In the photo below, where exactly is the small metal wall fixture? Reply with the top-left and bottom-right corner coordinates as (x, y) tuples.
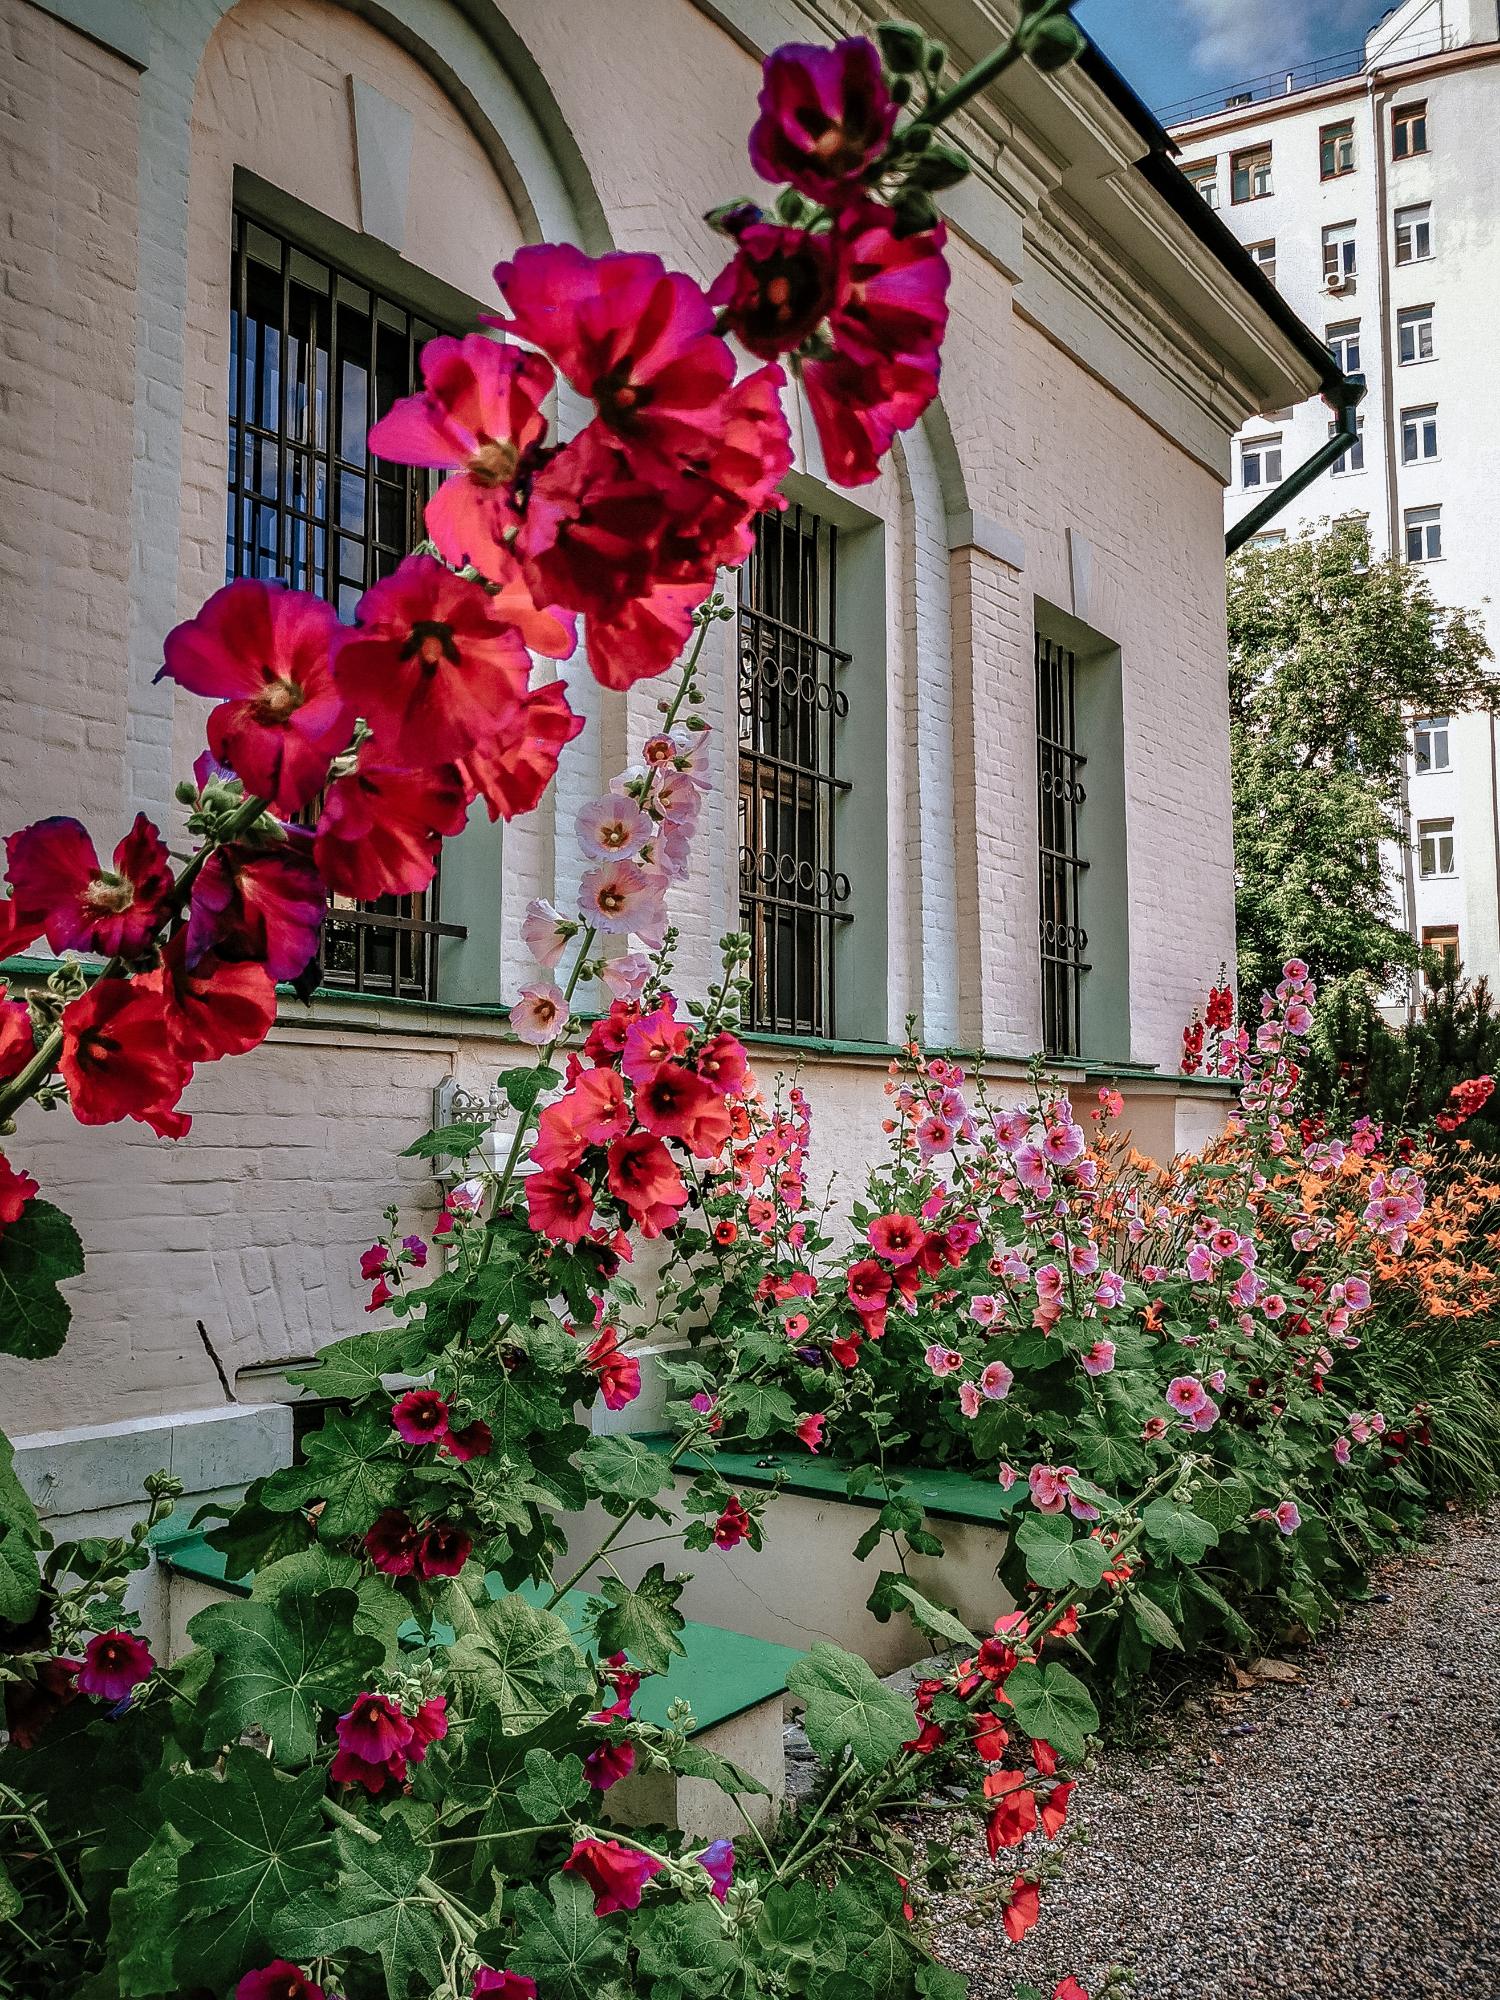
(430, 1075), (513, 1176)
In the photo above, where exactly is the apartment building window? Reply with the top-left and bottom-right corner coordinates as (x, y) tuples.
(1398, 305), (1435, 363)
(1414, 717), (1451, 773)
(1418, 818), (1455, 878)
(1248, 530), (1287, 549)
(1320, 121), (1355, 178)
(1331, 413), (1365, 474)
(1392, 100), (1428, 158)
(1036, 635), (1089, 1059)
(1405, 504), (1443, 562)
(1246, 239), (1277, 284)
(1394, 202), (1433, 265)
(1183, 160), (1219, 207)
(1327, 321), (1361, 374)
(1230, 145), (1273, 202)
(1401, 405), (1439, 463)
(1240, 434), (1282, 489)
(738, 505), (852, 1037)
(227, 208), (462, 1000)
(1322, 222), (1357, 286)
(1422, 925), (1460, 978)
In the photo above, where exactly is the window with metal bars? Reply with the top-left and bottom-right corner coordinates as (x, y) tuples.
(226, 209), (465, 1000)
(1036, 634), (1090, 1057)
(737, 508), (852, 1037)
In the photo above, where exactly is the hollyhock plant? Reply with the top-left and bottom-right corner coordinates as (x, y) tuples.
(75, 1629), (154, 1703)
(0, 1151), (40, 1230)
(709, 218), (843, 359)
(0, 983), (34, 1083)
(698, 1838), (735, 1901)
(470, 1975), (538, 2000)
(510, 982), (570, 1046)
(582, 1739), (636, 1790)
(563, 1836), (665, 1915)
(6, 815), (176, 960)
(747, 37), (897, 201)
(313, 757), (469, 899)
(185, 836), (325, 984)
(157, 937), (277, 1065)
(236, 1965), (325, 2000)
(391, 1389), (450, 1446)
(59, 977), (191, 1138)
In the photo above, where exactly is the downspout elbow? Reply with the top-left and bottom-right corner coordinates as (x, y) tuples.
(1225, 373), (1366, 555)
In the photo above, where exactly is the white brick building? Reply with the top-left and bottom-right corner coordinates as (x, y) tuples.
(1168, 0), (1500, 1006)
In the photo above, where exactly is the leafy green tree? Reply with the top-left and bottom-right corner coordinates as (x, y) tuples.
(1228, 519), (1493, 997)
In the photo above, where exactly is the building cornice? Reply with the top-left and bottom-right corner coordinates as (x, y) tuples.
(1169, 38), (1500, 145)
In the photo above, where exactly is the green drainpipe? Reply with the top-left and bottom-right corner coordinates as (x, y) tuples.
(1225, 373), (1367, 555)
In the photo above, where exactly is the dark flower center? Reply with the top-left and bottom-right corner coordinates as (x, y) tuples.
(256, 672), (304, 722)
(401, 621), (461, 674)
(468, 435), (519, 486)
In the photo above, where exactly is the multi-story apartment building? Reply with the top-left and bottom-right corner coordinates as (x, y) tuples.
(1168, 0), (1500, 1007)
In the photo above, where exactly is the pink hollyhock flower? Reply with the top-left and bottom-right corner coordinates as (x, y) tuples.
(802, 344), (939, 487)
(521, 897), (572, 968)
(796, 1411), (826, 1452)
(314, 757), (469, 900)
(471, 1972), (538, 1999)
(925, 1345), (963, 1377)
(0, 1152), (39, 1231)
(364, 1508), (422, 1576)
(564, 1836), (664, 1915)
(525, 1166), (596, 1244)
(868, 1212), (924, 1265)
(1029, 1464), (1072, 1514)
(969, 1294), (1000, 1327)
(713, 1496), (753, 1548)
(621, 999), (689, 1082)
(1209, 1226), (1244, 1260)
(416, 1521), (472, 1579)
(1040, 1118), (1086, 1167)
(6, 815), (175, 960)
(607, 1133), (689, 1236)
(1263, 1293), (1287, 1320)
(1141, 1415), (1169, 1442)
(1094, 1271), (1125, 1309)
(848, 1260), (893, 1311)
(583, 1739), (637, 1791)
(696, 1030), (750, 1098)
(1184, 1396), (1221, 1433)
(958, 1380), (982, 1419)
(584, 1324), (642, 1411)
(236, 1964), (325, 2000)
(1081, 1341), (1115, 1377)
(337, 1692), (412, 1766)
(157, 936), (277, 1066)
(601, 952), (651, 1002)
(579, 858), (668, 941)
(980, 1359), (1014, 1401)
(532, 1067), (631, 1172)
(916, 1113), (956, 1157)
(1285, 999), (1313, 1036)
(577, 793), (651, 862)
(748, 38), (896, 201)
(710, 219), (842, 359)
(60, 976), (191, 1139)
(698, 1837), (735, 1902)
(1208, 1368), (1228, 1393)
(1034, 1263), (1065, 1303)
(1333, 1436), (1352, 1465)
(186, 837), (324, 983)
(1343, 1275), (1371, 1312)
(76, 1630), (153, 1702)
(994, 1108), (1031, 1149)
(161, 580), (348, 813)
(996, 1462), (1018, 1490)
(391, 1389), (449, 1446)
(510, 981), (570, 1046)
(1068, 1240), (1099, 1277)
(1013, 1144), (1053, 1197)
(1185, 1243), (1217, 1284)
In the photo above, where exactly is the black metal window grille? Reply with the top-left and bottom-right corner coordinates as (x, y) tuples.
(226, 210), (465, 1000)
(737, 508), (852, 1036)
(1036, 634), (1090, 1057)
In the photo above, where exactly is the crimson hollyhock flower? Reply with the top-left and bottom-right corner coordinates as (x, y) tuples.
(3, 1659), (80, 1749)
(634, 1061), (733, 1159)
(336, 1692), (411, 1767)
(1054, 1981), (1091, 2000)
(984, 1774), (1038, 1854)
(236, 1963), (325, 2000)
(186, 836), (324, 983)
(408, 1696), (449, 1760)
(621, 1000), (690, 1084)
(747, 38), (897, 203)
(695, 1030), (750, 1097)
(391, 1389), (450, 1445)
(1039, 1779), (1075, 1838)
(1003, 1876), (1041, 1943)
(606, 1133), (687, 1237)
(366, 332), (553, 574)
(710, 219), (842, 359)
(0, 1152), (39, 1230)
(867, 1212), (924, 1264)
(803, 347), (938, 487)
(60, 977), (191, 1138)
(76, 1629), (154, 1702)
(847, 1258), (893, 1310)
(364, 1508), (422, 1576)
(416, 1520), (472, 1578)
(161, 579), (348, 813)
(0, 983), (35, 1083)
(526, 1165), (596, 1244)
(0, 895), (42, 960)
(315, 757), (469, 899)
(584, 1324), (641, 1411)
(828, 203), (949, 375)
(713, 1496), (752, 1549)
(458, 679), (586, 822)
(562, 1836), (664, 1915)
(471, 1973), (538, 2000)
(6, 814), (175, 958)
(532, 1067), (630, 1172)
(157, 934), (277, 1064)
(334, 555), (551, 768)
(442, 1418), (493, 1461)
(582, 1738), (636, 1790)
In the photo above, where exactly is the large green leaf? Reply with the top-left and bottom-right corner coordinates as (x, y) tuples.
(259, 1412), (403, 1539)
(882, 1579), (977, 1650)
(447, 1593), (592, 1731)
(1002, 1661), (1099, 1761)
(787, 1642), (914, 1769)
(189, 1586), (382, 1764)
(633, 1898), (745, 1997)
(516, 1746), (588, 1822)
(1142, 1499), (1220, 1565)
(728, 1380), (797, 1439)
(279, 1813), (447, 1996)
(586, 1564), (686, 1675)
(505, 1875), (628, 2000)
(110, 1824), (189, 1996)
(1192, 1474), (1256, 1535)
(1014, 1514), (1075, 1590)
(755, 1881), (848, 1978)
(582, 1434), (676, 1515)
(286, 1324), (428, 1400)
(0, 1198), (84, 1359)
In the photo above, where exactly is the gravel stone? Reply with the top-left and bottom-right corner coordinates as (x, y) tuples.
(921, 1508), (1500, 1999)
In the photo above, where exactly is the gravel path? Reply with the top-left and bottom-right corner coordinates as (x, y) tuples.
(925, 1507), (1500, 2000)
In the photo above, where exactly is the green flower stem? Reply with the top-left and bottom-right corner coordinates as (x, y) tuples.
(773, 1751), (863, 1876)
(0, 788), (270, 1128)
(0, 1781), (89, 1923)
(543, 1429), (705, 1608)
(320, 1794), (482, 1947)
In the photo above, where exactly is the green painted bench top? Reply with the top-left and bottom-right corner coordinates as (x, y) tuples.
(637, 1434), (1028, 1528)
(152, 1529), (803, 1735)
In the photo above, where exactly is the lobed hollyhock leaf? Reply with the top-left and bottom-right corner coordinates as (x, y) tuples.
(516, 1744), (589, 1821)
(1192, 1474), (1256, 1535)
(581, 1433), (676, 1515)
(882, 1578), (977, 1650)
(447, 1593), (593, 1731)
(200, 1476), (315, 1579)
(278, 1813), (447, 1997)
(755, 1881), (849, 1977)
(1129, 1591), (1184, 1652)
(498, 1064), (563, 1113)
(0, 1433), (43, 1628)
(787, 1642), (914, 1770)
(1141, 1499), (1220, 1565)
(504, 1875), (627, 2000)
(724, 1379), (797, 1439)
(0, 1197), (84, 1359)
(260, 1410), (404, 1538)
(286, 1323), (429, 1400)
(1003, 1661), (1099, 1762)
(917, 1966), (972, 2000)
(634, 1899), (746, 1996)
(830, 1874), (921, 1998)
(189, 1586), (382, 1765)
(108, 1822), (188, 1996)
(586, 1564), (686, 1675)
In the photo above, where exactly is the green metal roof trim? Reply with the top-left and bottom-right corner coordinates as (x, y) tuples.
(639, 1436), (1028, 1528)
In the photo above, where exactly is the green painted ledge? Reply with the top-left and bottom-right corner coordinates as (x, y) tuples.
(638, 1436), (1029, 1529)
(152, 1528), (802, 1734)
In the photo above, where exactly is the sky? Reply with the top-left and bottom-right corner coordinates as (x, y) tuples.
(1077, 0), (1391, 117)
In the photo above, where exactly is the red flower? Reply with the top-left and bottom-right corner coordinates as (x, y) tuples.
(76, 1629), (154, 1702)
(315, 757), (469, 899)
(158, 935), (277, 1064)
(0, 1151), (39, 1231)
(562, 1836), (664, 1915)
(796, 1411), (826, 1452)
(364, 1508), (422, 1576)
(532, 1067), (630, 1172)
(367, 332), (553, 576)
(584, 1324), (641, 1411)
(409, 1696), (449, 1759)
(847, 1258), (893, 1310)
(330, 1745), (403, 1793)
(391, 1389), (450, 1446)
(1003, 1876), (1041, 1943)
(337, 1691), (412, 1765)
(867, 1213), (924, 1265)
(747, 38), (897, 202)
(471, 1974), (538, 2000)
(828, 204), (949, 376)
(526, 1166), (596, 1244)
(0, 983), (35, 1083)
(416, 1521), (472, 1578)
(583, 579), (705, 694)
(583, 1739), (637, 1790)
(1039, 1779), (1074, 1838)
(459, 679), (586, 822)
(186, 836), (324, 984)
(713, 1496), (752, 1549)
(333, 555), (551, 768)
(236, 1964), (326, 2000)
(1031, 1737), (1059, 1776)
(621, 999), (691, 1084)
(606, 1133), (687, 1236)
(803, 347), (940, 488)
(903, 1719), (947, 1755)
(0, 896), (42, 960)
(6, 815), (175, 959)
(443, 1418), (493, 1461)
(709, 220), (842, 359)
(60, 977), (191, 1138)
(634, 1061), (733, 1158)
(713, 1219), (739, 1247)
(973, 1713), (1009, 1763)
(161, 580), (347, 813)
(1054, 1981), (1091, 2000)
(695, 1030), (751, 1097)
(984, 1772), (1038, 1855)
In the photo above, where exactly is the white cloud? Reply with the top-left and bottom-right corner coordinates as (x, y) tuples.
(1175, 0), (1371, 78)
